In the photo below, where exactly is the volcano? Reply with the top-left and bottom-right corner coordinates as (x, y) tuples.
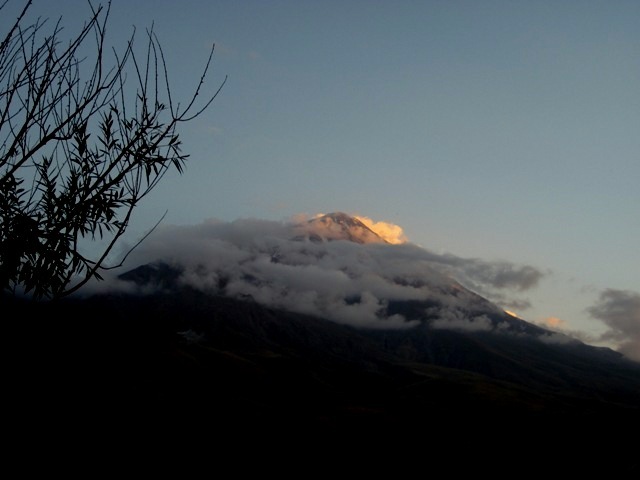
(5, 212), (640, 471)
(293, 211), (388, 244)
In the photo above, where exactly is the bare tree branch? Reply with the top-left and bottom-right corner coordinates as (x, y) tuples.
(0, 0), (225, 300)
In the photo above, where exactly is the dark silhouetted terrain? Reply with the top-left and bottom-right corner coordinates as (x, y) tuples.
(4, 214), (639, 473)
(5, 287), (640, 473)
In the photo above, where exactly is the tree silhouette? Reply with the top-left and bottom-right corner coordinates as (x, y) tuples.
(0, 1), (226, 299)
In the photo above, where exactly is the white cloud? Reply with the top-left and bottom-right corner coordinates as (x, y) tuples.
(107, 214), (547, 331)
(355, 215), (408, 244)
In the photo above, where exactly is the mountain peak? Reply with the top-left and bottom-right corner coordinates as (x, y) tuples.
(296, 212), (387, 244)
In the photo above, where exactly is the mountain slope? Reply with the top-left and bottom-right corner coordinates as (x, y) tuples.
(7, 288), (640, 418)
(118, 260), (640, 402)
(5, 212), (640, 472)
(5, 287), (640, 473)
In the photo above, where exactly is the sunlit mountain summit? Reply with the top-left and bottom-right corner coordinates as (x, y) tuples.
(292, 211), (408, 245)
(293, 212), (388, 244)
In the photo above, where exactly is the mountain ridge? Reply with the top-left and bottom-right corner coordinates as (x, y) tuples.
(5, 211), (640, 472)
(112, 258), (639, 394)
(4, 283), (640, 473)
(292, 211), (388, 244)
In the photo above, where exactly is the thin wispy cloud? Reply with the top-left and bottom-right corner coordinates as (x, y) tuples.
(531, 316), (590, 345)
(395, 248), (547, 312)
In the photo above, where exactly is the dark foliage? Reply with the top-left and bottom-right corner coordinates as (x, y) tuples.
(0, 0), (225, 299)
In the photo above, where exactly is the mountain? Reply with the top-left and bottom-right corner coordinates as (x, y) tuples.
(117, 260), (637, 398)
(4, 212), (640, 472)
(292, 211), (388, 244)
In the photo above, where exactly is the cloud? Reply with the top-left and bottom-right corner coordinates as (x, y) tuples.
(538, 316), (568, 330)
(537, 331), (577, 345)
(354, 216), (408, 245)
(528, 316), (595, 345)
(430, 307), (577, 344)
(106, 214), (546, 331)
(399, 249), (547, 311)
(440, 256), (545, 292)
(487, 295), (532, 311)
(431, 310), (494, 332)
(588, 289), (640, 361)
(530, 316), (582, 345)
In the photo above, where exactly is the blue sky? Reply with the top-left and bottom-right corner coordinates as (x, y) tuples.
(8, 1), (639, 350)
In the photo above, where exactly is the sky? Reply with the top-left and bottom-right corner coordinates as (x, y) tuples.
(5, 1), (639, 355)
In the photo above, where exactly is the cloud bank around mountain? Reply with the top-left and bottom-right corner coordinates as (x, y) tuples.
(94, 214), (546, 331)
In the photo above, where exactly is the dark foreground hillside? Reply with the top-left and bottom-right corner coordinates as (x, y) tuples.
(4, 290), (640, 473)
